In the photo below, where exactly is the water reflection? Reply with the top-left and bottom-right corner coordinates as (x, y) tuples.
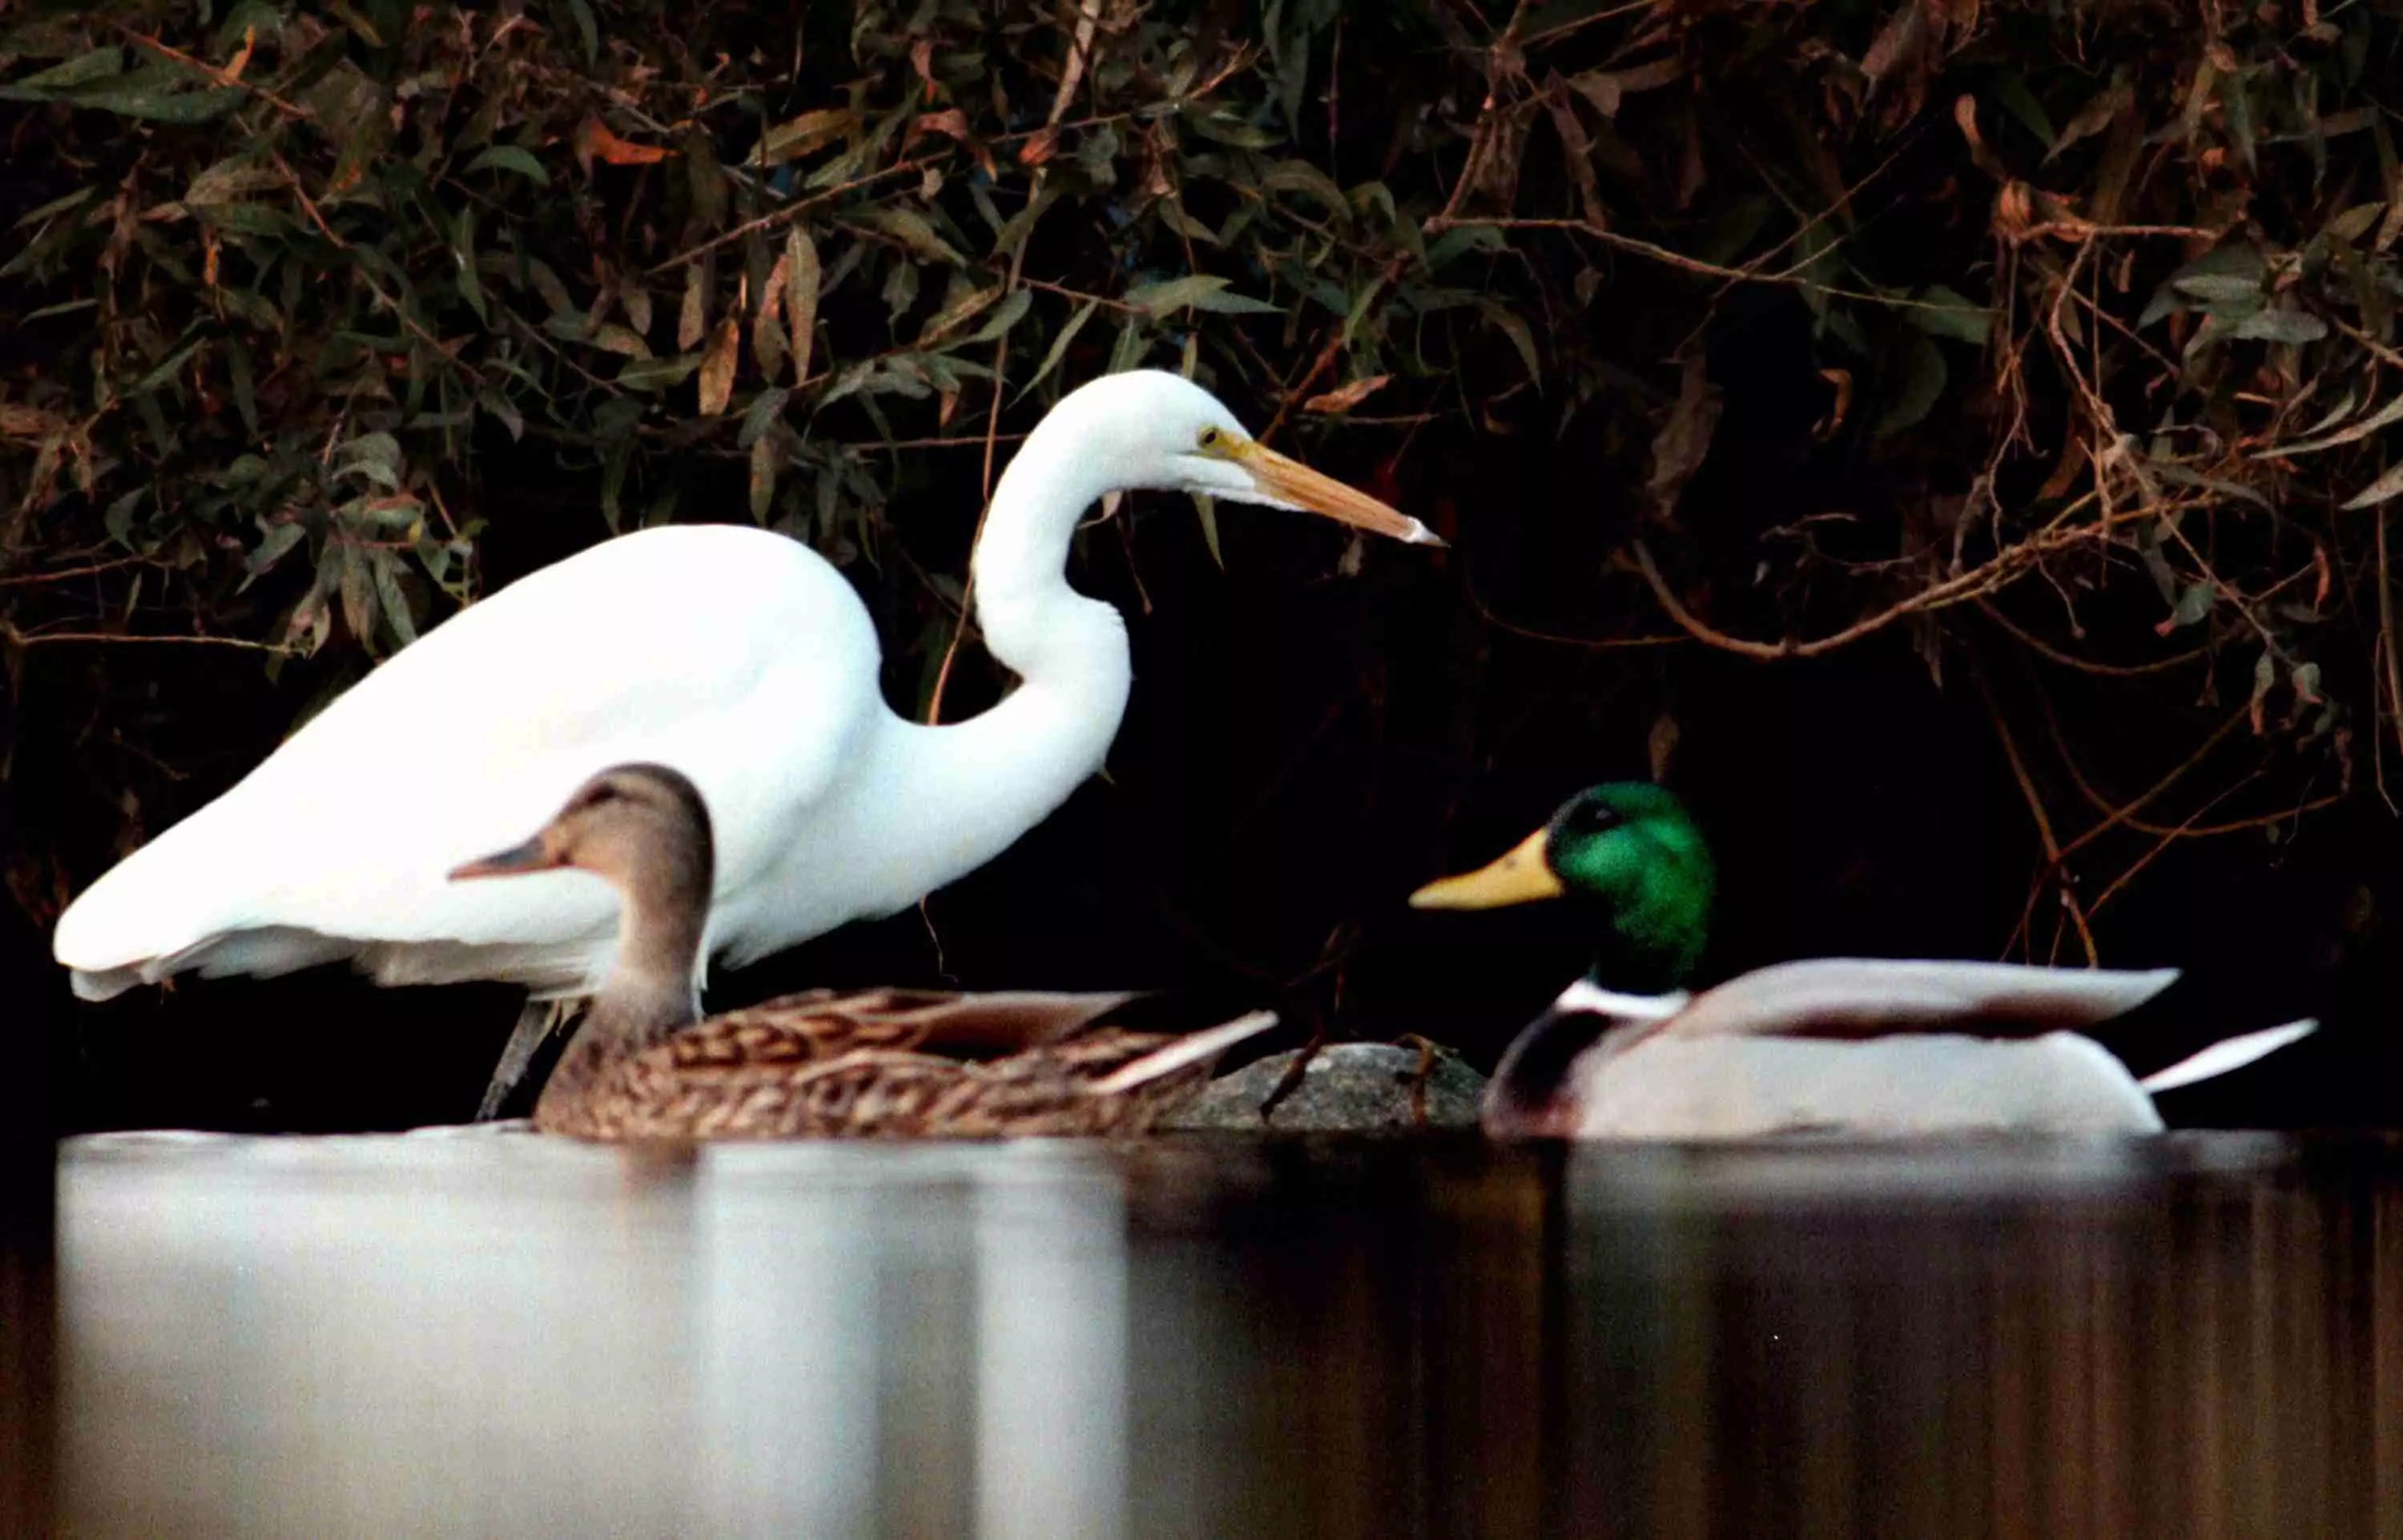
(2, 1156), (51, 1540)
(47, 1132), (2403, 1539)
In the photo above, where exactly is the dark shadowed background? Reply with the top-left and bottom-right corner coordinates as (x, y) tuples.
(3, 0), (2398, 1132)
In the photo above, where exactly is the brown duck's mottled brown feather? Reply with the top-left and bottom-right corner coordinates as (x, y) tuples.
(533, 987), (1267, 1141)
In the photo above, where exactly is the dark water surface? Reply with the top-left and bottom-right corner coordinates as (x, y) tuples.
(23, 1131), (2403, 1539)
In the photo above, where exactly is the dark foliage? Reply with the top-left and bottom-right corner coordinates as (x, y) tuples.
(4, 0), (2400, 1128)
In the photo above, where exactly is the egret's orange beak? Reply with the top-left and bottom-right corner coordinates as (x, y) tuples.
(1231, 440), (1444, 547)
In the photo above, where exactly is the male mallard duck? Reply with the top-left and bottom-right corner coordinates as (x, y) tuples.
(1410, 782), (2316, 1138)
(449, 763), (1275, 1140)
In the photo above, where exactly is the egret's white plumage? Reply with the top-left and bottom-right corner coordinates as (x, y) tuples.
(54, 369), (1437, 1004)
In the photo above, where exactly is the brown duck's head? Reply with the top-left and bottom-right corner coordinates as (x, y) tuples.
(449, 762), (715, 906)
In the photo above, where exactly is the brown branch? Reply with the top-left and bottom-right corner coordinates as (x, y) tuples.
(4, 625), (296, 653)
(1426, 215), (1998, 315)
(2381, 508), (2403, 770)
(1971, 656), (2099, 967)
(1625, 534), (2075, 660)
(644, 160), (933, 275)
(0, 555), (156, 587)
(1257, 252), (1413, 448)
(1975, 598), (2208, 678)
(1462, 571), (1687, 650)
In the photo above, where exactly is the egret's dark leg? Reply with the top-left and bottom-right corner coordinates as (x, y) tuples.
(1395, 1033), (1446, 1127)
(476, 996), (570, 1120)
(1258, 1021), (1326, 1122)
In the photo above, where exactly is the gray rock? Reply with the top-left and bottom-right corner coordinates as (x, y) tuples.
(1161, 1043), (1487, 1132)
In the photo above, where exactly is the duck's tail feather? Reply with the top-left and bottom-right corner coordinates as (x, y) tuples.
(2138, 1019), (2316, 1095)
(1089, 1011), (1278, 1095)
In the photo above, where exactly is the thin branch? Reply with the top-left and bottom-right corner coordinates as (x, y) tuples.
(1971, 655), (2099, 967)
(1976, 598), (2208, 678)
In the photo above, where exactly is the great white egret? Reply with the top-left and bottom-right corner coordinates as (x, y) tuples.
(54, 369), (1436, 1112)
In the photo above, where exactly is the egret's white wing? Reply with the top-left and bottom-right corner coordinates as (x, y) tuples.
(54, 525), (886, 998)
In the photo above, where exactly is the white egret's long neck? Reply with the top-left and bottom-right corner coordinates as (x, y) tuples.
(871, 410), (1135, 894)
(968, 415), (1129, 684)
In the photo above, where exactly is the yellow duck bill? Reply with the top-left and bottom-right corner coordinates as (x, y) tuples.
(1408, 826), (1566, 910)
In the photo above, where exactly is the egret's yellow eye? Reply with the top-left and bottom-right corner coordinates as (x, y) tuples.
(1197, 425), (1226, 452)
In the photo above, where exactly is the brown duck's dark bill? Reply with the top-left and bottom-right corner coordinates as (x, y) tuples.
(1407, 826), (1567, 910)
(447, 838), (559, 881)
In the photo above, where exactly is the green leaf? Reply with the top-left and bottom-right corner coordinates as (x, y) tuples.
(65, 63), (242, 123)
(245, 521), (305, 579)
(1988, 73), (2056, 147)
(185, 156), (284, 206)
(1874, 333), (1947, 440)
(103, 487), (146, 547)
(21, 298), (97, 322)
(2167, 243), (2265, 304)
(2259, 392), (2403, 457)
(1909, 285), (1992, 346)
(453, 206), (485, 323)
(0, 47), (125, 95)
(858, 207), (964, 266)
(1021, 297), (1099, 400)
(750, 433), (779, 524)
(1190, 492), (1222, 569)
(565, 0), (599, 65)
(1124, 275), (1281, 316)
(2325, 202), (2386, 245)
(195, 202), (295, 238)
(337, 432), (404, 490)
(2231, 308), (2328, 344)
(2341, 461), (2403, 511)
(619, 354), (701, 392)
(1426, 224), (1509, 269)
(227, 338), (258, 436)
(1476, 298), (1543, 388)
(959, 287), (1032, 348)
(1186, 109), (1278, 149)
(12, 186), (100, 230)
(1262, 159), (1350, 222)
(131, 339), (206, 395)
(463, 145), (549, 186)
(739, 387), (791, 448)
(917, 283), (1002, 344)
(2164, 581), (2215, 629)
(590, 324), (651, 357)
(1106, 315), (1150, 373)
(478, 389), (525, 443)
(373, 550), (418, 648)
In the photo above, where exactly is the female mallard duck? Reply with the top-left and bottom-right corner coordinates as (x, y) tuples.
(449, 763), (1275, 1140)
(1411, 782), (2316, 1138)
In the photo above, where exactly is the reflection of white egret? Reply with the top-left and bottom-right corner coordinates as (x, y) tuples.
(59, 1133), (1141, 1540)
(975, 1144), (1129, 1540)
(59, 1132), (709, 1537)
(690, 1145), (890, 1540)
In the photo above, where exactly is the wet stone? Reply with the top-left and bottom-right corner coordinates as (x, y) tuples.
(1162, 1043), (1487, 1132)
